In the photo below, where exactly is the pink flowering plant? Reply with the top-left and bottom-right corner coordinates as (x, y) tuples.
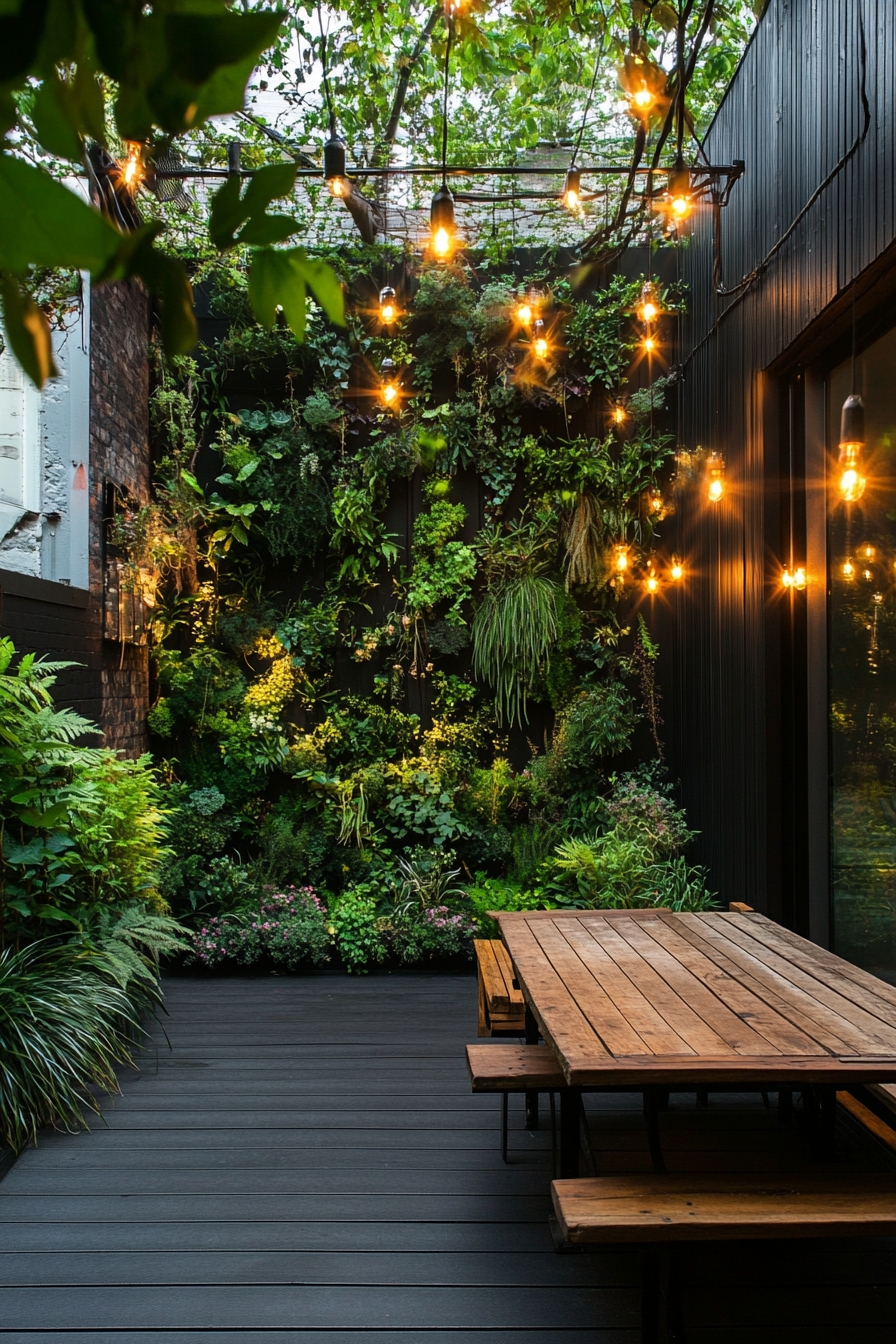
(191, 887), (330, 971)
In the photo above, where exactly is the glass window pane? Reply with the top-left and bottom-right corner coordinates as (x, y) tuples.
(829, 326), (896, 980)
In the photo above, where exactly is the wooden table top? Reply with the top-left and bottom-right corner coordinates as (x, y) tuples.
(495, 908), (896, 1087)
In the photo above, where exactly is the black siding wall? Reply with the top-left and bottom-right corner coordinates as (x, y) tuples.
(669, 0), (896, 935)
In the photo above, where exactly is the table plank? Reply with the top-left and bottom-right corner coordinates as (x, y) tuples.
(495, 916), (610, 1074)
(609, 915), (783, 1057)
(654, 915), (833, 1056)
(525, 919), (652, 1057)
(701, 915), (896, 1055)
(575, 918), (732, 1056)
(549, 919), (693, 1057)
(722, 914), (896, 1029)
(640, 916), (828, 1056)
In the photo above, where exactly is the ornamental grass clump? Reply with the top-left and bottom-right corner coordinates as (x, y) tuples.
(0, 941), (140, 1154)
(191, 887), (330, 971)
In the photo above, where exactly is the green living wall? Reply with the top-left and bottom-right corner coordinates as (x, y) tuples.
(125, 246), (715, 972)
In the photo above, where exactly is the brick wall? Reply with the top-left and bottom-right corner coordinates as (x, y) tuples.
(0, 279), (152, 757)
(88, 279), (151, 757)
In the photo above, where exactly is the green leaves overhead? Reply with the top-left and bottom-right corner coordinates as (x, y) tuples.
(0, 156), (123, 275)
(209, 163), (300, 250)
(0, 276), (59, 387)
(248, 248), (345, 342)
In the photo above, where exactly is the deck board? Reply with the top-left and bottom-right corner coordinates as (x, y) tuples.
(2, 971), (896, 1339)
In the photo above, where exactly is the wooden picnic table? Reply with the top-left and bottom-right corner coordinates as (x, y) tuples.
(495, 908), (896, 1174)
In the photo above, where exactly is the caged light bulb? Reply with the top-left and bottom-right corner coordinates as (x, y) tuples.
(378, 286), (398, 323)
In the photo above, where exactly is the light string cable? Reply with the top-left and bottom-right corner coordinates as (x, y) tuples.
(440, 8), (454, 189)
(317, 3), (337, 139)
(570, 16), (608, 177)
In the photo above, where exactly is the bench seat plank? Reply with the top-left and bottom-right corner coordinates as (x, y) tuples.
(552, 1173), (896, 1243)
(466, 1044), (565, 1092)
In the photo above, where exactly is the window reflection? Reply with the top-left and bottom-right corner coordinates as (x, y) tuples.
(829, 327), (896, 979)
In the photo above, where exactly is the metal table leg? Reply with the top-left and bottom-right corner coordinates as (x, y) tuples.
(559, 1086), (582, 1178)
(525, 1003), (539, 1129)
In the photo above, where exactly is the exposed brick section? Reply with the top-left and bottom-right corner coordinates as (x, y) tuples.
(89, 280), (151, 757)
(0, 280), (151, 757)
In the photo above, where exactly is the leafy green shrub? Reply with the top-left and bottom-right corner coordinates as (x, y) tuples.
(191, 888), (330, 971)
(464, 875), (547, 939)
(0, 639), (167, 943)
(543, 831), (716, 912)
(330, 889), (387, 973)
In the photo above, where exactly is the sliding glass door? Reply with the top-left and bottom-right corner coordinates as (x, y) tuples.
(828, 326), (896, 979)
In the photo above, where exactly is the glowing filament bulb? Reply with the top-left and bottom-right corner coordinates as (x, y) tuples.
(516, 302), (533, 325)
(534, 337), (549, 358)
(842, 558), (855, 578)
(615, 545), (629, 573)
(612, 405), (626, 425)
(632, 85), (654, 112)
(670, 561), (684, 581)
(330, 177), (347, 198)
(708, 479), (723, 502)
(643, 336), (656, 353)
(646, 573), (659, 594)
(670, 194), (692, 219)
(120, 142), (143, 189)
(382, 383), (398, 405)
(650, 495), (662, 513)
(863, 545), (875, 560)
(781, 568), (794, 589)
(379, 286), (397, 323)
(794, 567), (807, 590)
(707, 452), (725, 502)
(640, 300), (658, 323)
(433, 226), (452, 257)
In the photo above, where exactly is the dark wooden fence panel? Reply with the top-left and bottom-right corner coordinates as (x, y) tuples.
(666, 0), (896, 924)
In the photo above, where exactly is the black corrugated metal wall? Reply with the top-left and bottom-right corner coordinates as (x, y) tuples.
(666, 0), (896, 933)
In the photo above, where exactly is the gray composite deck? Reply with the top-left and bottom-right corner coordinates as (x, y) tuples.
(1, 971), (896, 1342)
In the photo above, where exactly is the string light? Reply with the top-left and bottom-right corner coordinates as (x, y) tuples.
(561, 166), (581, 211)
(532, 319), (549, 359)
(781, 566), (807, 591)
(707, 451), (725, 502)
(643, 335), (657, 354)
(118, 142), (144, 191)
(842, 558), (855, 579)
(838, 393), (866, 501)
(430, 184), (456, 259)
(637, 283), (660, 325)
(612, 405), (626, 425)
(323, 134), (348, 197)
(380, 357), (399, 408)
(630, 85), (654, 115)
(516, 300), (533, 326)
(645, 571), (659, 594)
(614, 544), (629, 573)
(666, 159), (693, 221)
(862, 544), (875, 560)
(650, 493), (663, 513)
(378, 286), (398, 323)
(670, 560), (684, 581)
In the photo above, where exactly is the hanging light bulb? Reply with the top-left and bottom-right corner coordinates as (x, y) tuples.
(612, 404), (627, 426)
(532, 319), (549, 360)
(670, 559), (684, 582)
(643, 335), (657, 354)
(378, 286), (398, 323)
(862, 544), (875, 560)
(614, 544), (629, 573)
(666, 160), (693, 221)
(838, 393), (866, 502)
(707, 451), (725, 502)
(650, 493), (663, 513)
(630, 84), (655, 116)
(781, 568), (794, 589)
(637, 282), (660, 325)
(561, 166), (581, 211)
(118, 141), (144, 191)
(645, 572), (659, 594)
(323, 134), (348, 197)
(380, 357), (399, 408)
(430, 184), (456, 259)
(842, 558), (855, 579)
(793, 566), (807, 590)
(516, 299), (533, 326)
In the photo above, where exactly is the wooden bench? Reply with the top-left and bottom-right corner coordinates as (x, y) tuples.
(552, 1173), (896, 1341)
(466, 1043), (566, 1164)
(474, 939), (526, 1036)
